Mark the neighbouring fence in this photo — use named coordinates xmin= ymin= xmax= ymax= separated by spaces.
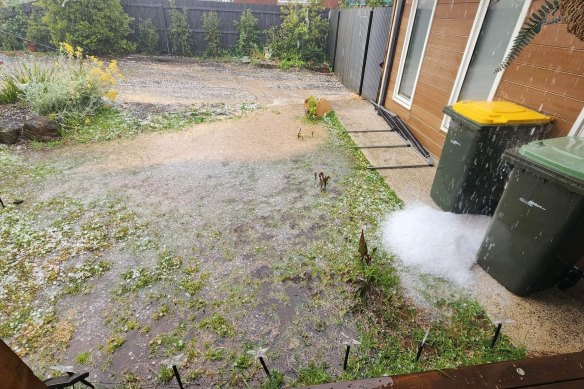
xmin=121 ymin=0 xmax=284 ymax=54
xmin=327 ymin=6 xmax=392 ymax=101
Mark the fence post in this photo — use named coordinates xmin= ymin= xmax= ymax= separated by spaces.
xmin=160 ymin=3 xmax=171 ymax=54
xmin=358 ymin=9 xmax=374 ymax=96
xmin=332 ymin=11 xmax=341 ymax=73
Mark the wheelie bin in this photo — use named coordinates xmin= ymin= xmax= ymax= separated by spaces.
xmin=477 ymin=137 xmax=584 ymax=296
xmin=431 ymin=101 xmax=551 ymax=215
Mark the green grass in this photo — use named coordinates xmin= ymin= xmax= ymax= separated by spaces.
xmin=198 ymin=314 xmax=235 ymax=338
xmin=75 ymin=351 xmax=91 ymax=365
xmin=286 ymin=113 xmax=525 ymax=386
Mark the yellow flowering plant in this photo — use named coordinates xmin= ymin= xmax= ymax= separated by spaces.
xmin=0 ymin=42 xmax=123 ymax=125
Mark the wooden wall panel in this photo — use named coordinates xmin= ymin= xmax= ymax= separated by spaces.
xmin=383 ymin=0 xmax=584 ymax=158
xmin=495 ymin=0 xmax=584 ymax=138
xmin=384 ymin=0 xmax=479 ymax=158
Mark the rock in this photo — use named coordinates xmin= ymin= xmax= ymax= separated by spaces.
xmin=0 ymin=104 xmax=29 ymax=144
xmin=241 ymin=56 xmax=251 ymax=64
xmin=0 ymin=122 xmax=21 ymax=144
xmin=23 ymin=115 xmax=60 ymax=142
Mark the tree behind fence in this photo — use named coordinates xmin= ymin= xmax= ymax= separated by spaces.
xmin=122 ymin=0 xmax=285 ymax=54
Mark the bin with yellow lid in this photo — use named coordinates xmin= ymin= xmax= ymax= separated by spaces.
xmin=430 ymin=100 xmax=552 ymax=215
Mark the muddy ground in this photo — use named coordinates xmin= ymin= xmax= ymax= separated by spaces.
xmin=2 ymin=57 xmax=366 ymax=387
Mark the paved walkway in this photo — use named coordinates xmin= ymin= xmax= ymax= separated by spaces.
xmin=334 ymin=96 xmax=584 ymax=356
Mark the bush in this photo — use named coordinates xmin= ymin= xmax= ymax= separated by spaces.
xmin=0 ymin=43 xmax=122 ymax=124
xmin=0 ymin=2 xmax=28 ymax=51
xmin=270 ymin=1 xmax=328 ymax=67
xmin=25 ymin=8 xmax=52 ymax=50
xmin=168 ymin=0 xmax=193 ymax=56
xmin=137 ymin=19 xmax=160 ymax=55
xmin=234 ymin=10 xmax=259 ymax=57
xmin=202 ymin=11 xmax=222 ymax=57
xmin=38 ymin=0 xmax=135 ymax=55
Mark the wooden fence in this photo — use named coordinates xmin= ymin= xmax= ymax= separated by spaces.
xmin=121 ymin=0 xmax=285 ymax=54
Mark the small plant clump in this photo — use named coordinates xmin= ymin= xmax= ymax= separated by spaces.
xmin=136 ymin=18 xmax=160 ymax=55
xmin=202 ymin=11 xmax=223 ymax=57
xmin=168 ymin=0 xmax=193 ymax=56
xmin=235 ymin=9 xmax=260 ymax=57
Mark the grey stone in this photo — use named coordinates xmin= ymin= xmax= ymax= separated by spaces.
xmin=0 ymin=123 xmax=21 ymax=145
xmin=23 ymin=115 xmax=60 ymax=142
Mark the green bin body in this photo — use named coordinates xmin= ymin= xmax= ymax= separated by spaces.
xmin=431 ymin=106 xmax=550 ymax=215
xmin=477 ymin=137 xmax=584 ymax=296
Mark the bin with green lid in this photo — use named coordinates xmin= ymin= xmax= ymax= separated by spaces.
xmin=477 ymin=137 xmax=584 ymax=296
xmin=431 ymin=101 xmax=552 ymax=215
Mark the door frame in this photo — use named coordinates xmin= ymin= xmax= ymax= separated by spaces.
xmin=440 ymin=0 xmax=532 ymax=132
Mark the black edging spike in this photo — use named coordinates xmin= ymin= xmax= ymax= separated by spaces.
xmin=415 ymin=329 xmax=430 ymax=362
xmin=343 ymin=345 xmax=351 ymax=370
xmin=0 ymin=197 xmax=4 ymax=208
xmin=491 ymin=323 xmax=503 ymax=348
xmin=172 ymin=365 xmax=184 ymax=389
xmin=259 ymin=356 xmax=271 ymax=378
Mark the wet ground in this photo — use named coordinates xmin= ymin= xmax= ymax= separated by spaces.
xmin=2 ymin=55 xmax=582 ymax=389
xmin=1 ymin=57 xmax=363 ymax=387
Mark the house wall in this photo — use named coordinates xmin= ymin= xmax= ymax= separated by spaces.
xmin=383 ymin=0 xmax=481 ymax=158
xmin=495 ymin=0 xmax=584 ymax=138
xmin=383 ymin=0 xmax=584 ymax=158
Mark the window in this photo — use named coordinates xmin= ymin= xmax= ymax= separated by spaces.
xmin=392 ymin=0 xmax=437 ymax=109
xmin=442 ymin=0 xmax=531 ymax=131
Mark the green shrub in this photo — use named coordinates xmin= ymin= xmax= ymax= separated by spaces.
xmin=38 ymin=0 xmax=135 ymax=55
xmin=0 ymin=2 xmax=28 ymax=51
xmin=235 ymin=9 xmax=259 ymax=57
xmin=168 ymin=0 xmax=193 ymax=56
xmin=25 ymin=8 xmax=52 ymax=50
xmin=202 ymin=11 xmax=222 ymax=57
xmin=137 ymin=19 xmax=160 ymax=55
xmin=270 ymin=1 xmax=328 ymax=68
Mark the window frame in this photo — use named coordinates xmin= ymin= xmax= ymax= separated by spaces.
xmin=392 ymin=0 xmax=438 ymax=110
xmin=569 ymin=107 xmax=584 ymax=137
xmin=440 ymin=0 xmax=532 ymax=132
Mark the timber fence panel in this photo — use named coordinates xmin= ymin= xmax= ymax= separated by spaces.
xmin=361 ymin=6 xmax=392 ymax=101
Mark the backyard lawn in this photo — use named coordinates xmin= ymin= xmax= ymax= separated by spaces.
xmin=0 ymin=56 xmax=524 ymax=388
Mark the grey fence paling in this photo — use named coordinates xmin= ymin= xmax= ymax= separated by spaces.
xmin=327 ymin=6 xmax=393 ymax=101
xmin=121 ymin=0 xmax=284 ymax=54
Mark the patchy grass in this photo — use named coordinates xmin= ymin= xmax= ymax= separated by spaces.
xmin=286 ymin=113 xmax=525 ymax=386
xmin=30 ymin=103 xmax=260 ymax=148
xmin=75 ymin=351 xmax=92 ymax=365
xmin=199 ymin=314 xmax=235 ymax=338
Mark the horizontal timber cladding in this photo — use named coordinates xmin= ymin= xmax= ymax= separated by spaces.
xmin=361 ymin=6 xmax=393 ymax=101
xmin=383 ymin=0 xmax=480 ymax=158
xmin=495 ymin=1 xmax=584 ymax=138
xmin=122 ymin=0 xmax=285 ymax=54
xmin=383 ymin=0 xmax=583 ymax=158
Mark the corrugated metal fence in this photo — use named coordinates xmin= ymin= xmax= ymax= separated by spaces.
xmin=327 ymin=6 xmax=393 ymax=101
xmin=121 ymin=0 xmax=284 ymax=54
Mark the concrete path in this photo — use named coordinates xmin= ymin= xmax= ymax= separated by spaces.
xmin=334 ymin=96 xmax=584 ymax=356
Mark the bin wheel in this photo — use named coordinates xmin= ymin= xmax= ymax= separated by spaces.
xmin=557 ymin=268 xmax=583 ymax=291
